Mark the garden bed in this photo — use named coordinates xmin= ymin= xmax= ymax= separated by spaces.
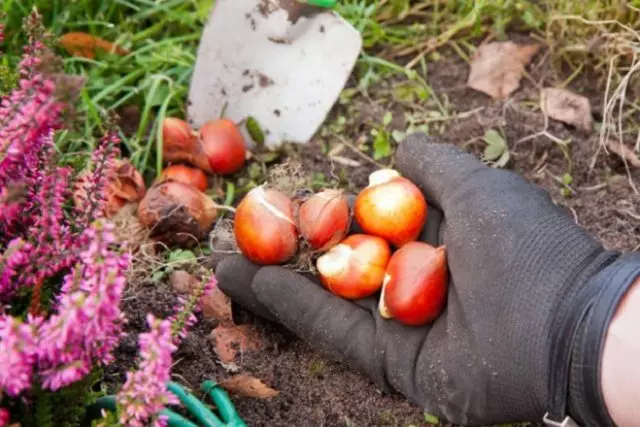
xmin=3 ymin=2 xmax=640 ymax=426
xmin=105 ymin=46 xmax=640 ymax=427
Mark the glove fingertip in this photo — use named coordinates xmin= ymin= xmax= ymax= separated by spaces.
xmin=396 ymin=133 xmax=484 ymax=210
xmin=215 ymin=254 xmax=260 ymax=295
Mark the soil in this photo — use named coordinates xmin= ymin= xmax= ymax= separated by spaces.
xmin=107 ymin=37 xmax=640 ymax=427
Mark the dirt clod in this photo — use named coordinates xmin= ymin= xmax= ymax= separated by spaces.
xmin=201 ymin=283 xmax=233 ymax=324
xmin=170 ymin=270 xmax=199 ymax=294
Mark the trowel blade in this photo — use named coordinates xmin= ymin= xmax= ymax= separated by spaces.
xmin=187 ymin=0 xmax=362 ymax=148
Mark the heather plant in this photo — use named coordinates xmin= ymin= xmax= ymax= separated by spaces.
xmin=0 ymin=11 xmax=212 ymax=427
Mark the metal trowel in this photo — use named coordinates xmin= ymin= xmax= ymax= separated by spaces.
xmin=187 ymin=0 xmax=362 ymax=148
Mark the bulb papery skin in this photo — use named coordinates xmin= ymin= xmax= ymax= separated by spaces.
xmin=137 ymin=181 xmax=218 ymax=246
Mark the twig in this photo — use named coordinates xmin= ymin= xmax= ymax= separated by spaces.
xmin=331 ymin=132 xmax=386 ymax=169
xmin=616 ymin=208 xmax=640 ymax=221
xmin=513 ymin=111 xmax=568 ymax=149
xmin=414 ymin=106 xmax=485 ymax=124
xmin=545 ymin=169 xmax=576 ymax=195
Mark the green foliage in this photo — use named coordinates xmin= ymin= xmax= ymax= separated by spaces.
xmin=15 ymin=369 xmax=105 ymax=427
xmin=0 ymin=60 xmax=19 ymax=94
xmin=2 ymin=0 xmax=209 ymax=176
xmin=423 ymin=412 xmax=440 ymax=425
xmin=32 ymin=389 xmax=53 ymax=427
xmin=245 ymin=116 xmax=265 ymax=147
xmin=370 ymin=111 xmax=393 ymax=160
xmin=151 ymin=248 xmax=197 ymax=282
xmin=482 ymin=129 xmax=510 ymax=168
xmin=92 ymin=410 xmax=119 ymax=427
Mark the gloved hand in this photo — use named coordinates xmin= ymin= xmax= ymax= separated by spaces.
xmin=216 ymin=134 xmax=640 ymax=426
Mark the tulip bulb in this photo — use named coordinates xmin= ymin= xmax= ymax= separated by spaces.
xmin=354 ymin=169 xmax=427 ymax=247
xmin=159 ymin=164 xmax=209 ymax=192
xmin=316 ymin=234 xmax=391 ymax=299
xmin=234 ymin=186 xmax=299 ymax=265
xmin=162 ymin=118 xmax=200 ymax=167
xmin=379 ymin=242 xmax=448 ymax=326
xmin=137 ymin=181 xmax=218 ymax=246
xmin=297 ymin=189 xmax=350 ymax=252
xmin=199 ymin=119 xmax=247 ymax=175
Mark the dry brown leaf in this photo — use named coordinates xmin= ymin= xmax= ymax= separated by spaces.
xmin=201 ymin=283 xmax=233 ymax=324
xmin=170 ymin=270 xmax=200 ymax=294
xmin=210 ymin=324 xmax=263 ymax=363
xmin=541 ymin=88 xmax=593 ymax=132
xmin=60 ymin=32 xmax=129 ymax=59
xmin=467 ymin=41 xmax=540 ymax=100
xmin=218 ymin=374 xmax=279 ymax=399
xmin=73 ymin=158 xmax=146 ymax=218
xmin=111 ymin=159 xmax=146 ymax=202
xmin=604 ymin=139 xmax=640 ymax=168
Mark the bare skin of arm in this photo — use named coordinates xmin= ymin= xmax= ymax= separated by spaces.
xmin=601 ymin=277 xmax=640 ymax=426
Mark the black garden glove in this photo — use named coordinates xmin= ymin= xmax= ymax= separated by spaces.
xmin=216 ymin=134 xmax=640 ymax=426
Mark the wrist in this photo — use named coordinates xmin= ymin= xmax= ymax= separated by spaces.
xmin=562 ymin=253 xmax=640 ymax=427
xmin=601 ymin=276 xmax=640 ymax=426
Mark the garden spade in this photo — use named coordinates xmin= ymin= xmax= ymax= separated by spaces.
xmin=187 ymin=0 xmax=362 ymax=148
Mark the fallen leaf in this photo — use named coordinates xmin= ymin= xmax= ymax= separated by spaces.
xmin=60 ymin=32 xmax=129 ymax=59
xmin=541 ymin=88 xmax=593 ymax=132
xmin=210 ymin=324 xmax=263 ymax=363
xmin=467 ymin=41 xmax=540 ymax=100
xmin=110 ymin=159 xmax=146 ymax=202
xmin=73 ymin=158 xmax=145 ymax=218
xmin=604 ymin=139 xmax=640 ymax=168
xmin=170 ymin=270 xmax=200 ymax=294
xmin=218 ymin=374 xmax=279 ymax=399
xmin=201 ymin=283 xmax=233 ymax=324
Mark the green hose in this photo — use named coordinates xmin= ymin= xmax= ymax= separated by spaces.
xmin=82 ymin=380 xmax=247 ymax=427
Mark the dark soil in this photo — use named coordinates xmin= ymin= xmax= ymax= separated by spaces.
xmin=107 ymin=39 xmax=640 ymax=427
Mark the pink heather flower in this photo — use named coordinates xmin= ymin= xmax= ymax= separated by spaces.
xmin=0 ymin=238 xmax=33 ymax=300
xmin=36 ymin=221 xmax=130 ymax=391
xmin=19 ymin=24 xmax=45 ymax=78
xmin=203 ymin=275 xmax=217 ymax=296
xmin=168 ymin=295 xmax=198 ymax=344
xmin=0 ymin=76 xmax=61 ymax=168
xmin=116 ymin=314 xmax=179 ymax=427
xmin=75 ymin=131 xmax=121 ymax=227
xmin=0 ymin=408 xmax=9 ymax=427
xmin=0 ymin=316 xmax=38 ymax=396
xmin=15 ymin=165 xmax=78 ymax=291
xmin=0 ymin=77 xmax=63 ymax=241
xmin=168 ymin=275 xmax=216 ymax=345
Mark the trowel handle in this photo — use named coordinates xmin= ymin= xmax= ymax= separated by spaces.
xmin=304 ymin=0 xmax=337 ymax=7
